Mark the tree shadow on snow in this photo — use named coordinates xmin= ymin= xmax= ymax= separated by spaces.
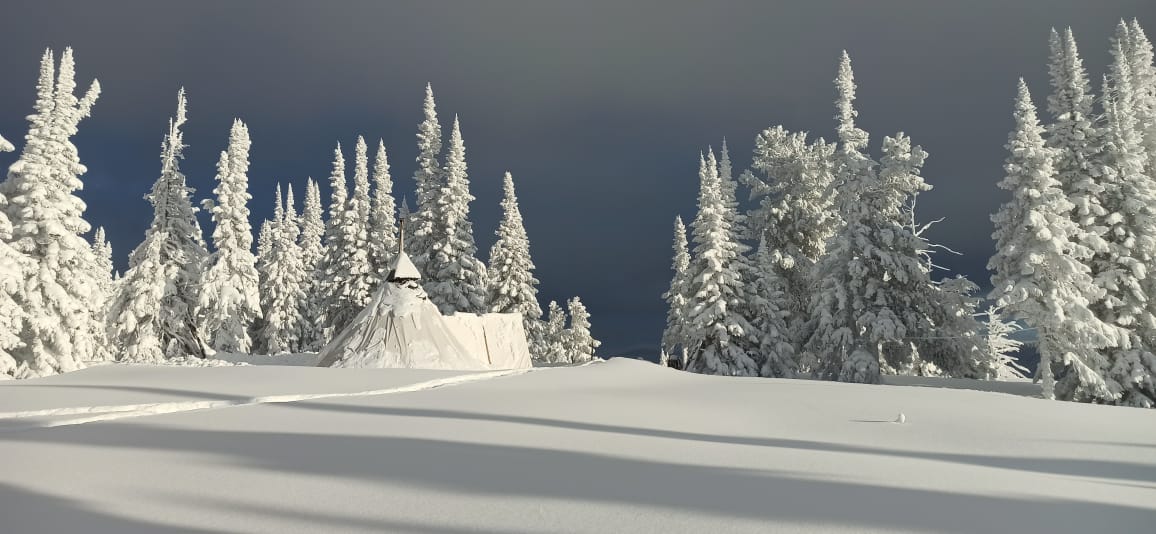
xmin=2 ymin=422 xmax=1153 ymax=534
xmin=286 ymin=402 xmax=1156 ymax=486
xmin=0 ymin=481 xmax=225 ymax=534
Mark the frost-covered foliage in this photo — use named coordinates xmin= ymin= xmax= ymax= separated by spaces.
xmin=256 ymin=184 xmax=308 ymax=355
xmin=347 ymin=136 xmax=374 ymax=298
xmin=297 ymin=177 xmax=325 ymax=350
xmin=1 ymin=48 xmax=102 ymax=376
xmin=1046 ymin=28 xmax=1109 ymax=259
xmin=197 ymin=119 xmax=261 ymax=354
xmin=660 ymin=216 xmax=691 ymax=367
xmin=564 ymin=296 xmax=599 ymax=363
xmin=979 ymin=305 xmax=1029 ymax=380
xmin=369 ymin=140 xmax=398 ymax=287
xmin=741 ymin=126 xmax=837 ymax=352
xmin=107 ymin=89 xmax=208 ymax=362
xmin=1093 ymin=27 xmax=1156 ymax=407
xmin=256 ymin=218 xmax=274 ymax=262
xmin=684 ymin=151 xmax=762 ymax=376
xmin=407 ymin=83 xmax=442 ymax=275
xmin=0 ymin=131 xmax=30 ymax=378
xmin=317 ymin=142 xmax=372 ymax=338
xmin=87 ymin=226 xmax=115 ymax=361
xmin=1123 ymin=20 xmax=1156 ymax=179
xmin=424 ymin=117 xmax=488 ymax=315
xmin=541 ymin=300 xmax=568 ymax=364
xmin=988 ymin=79 xmax=1125 ymax=402
xmin=806 ymin=53 xmax=930 ymax=384
xmin=751 ymin=237 xmax=795 ymax=378
xmin=487 ymin=172 xmax=543 ymax=355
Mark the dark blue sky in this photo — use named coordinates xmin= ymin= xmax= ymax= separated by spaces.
xmin=1 ymin=1 xmax=1153 ymax=357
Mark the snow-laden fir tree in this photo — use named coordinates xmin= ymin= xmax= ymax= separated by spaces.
xmin=297 ymin=177 xmax=326 ymax=350
xmin=487 ymin=172 xmax=544 ymax=355
xmin=988 ymin=79 xmax=1126 ymax=402
xmin=660 ymin=216 xmax=691 ymax=369
xmin=564 ymin=296 xmax=599 ymax=363
xmin=256 ymin=217 xmax=275 ymax=262
xmin=1046 ymin=28 xmax=1110 ymax=269
xmin=347 ymin=135 xmax=374 ymax=298
xmin=876 ymin=133 xmax=983 ymax=378
xmin=316 ymin=142 xmax=373 ymax=337
xmin=805 ymin=53 xmax=930 ymax=383
xmin=979 ymin=304 xmax=1028 ymax=380
xmin=425 ymin=117 xmax=488 ymax=314
xmin=106 ymin=89 xmax=208 ymax=361
xmin=1 ymin=48 xmax=102 ymax=376
xmin=256 ymin=184 xmax=308 ymax=354
xmin=1123 ymin=19 xmax=1156 ymax=178
xmin=252 ymin=185 xmax=284 ymax=353
xmin=197 ymin=119 xmax=261 ymax=354
xmin=740 ymin=126 xmax=837 ymax=357
xmin=751 ymin=236 xmax=795 ymax=378
xmin=541 ymin=300 xmax=568 ymax=364
xmin=684 ymin=151 xmax=763 ymax=376
xmin=87 ymin=226 xmax=115 ymax=361
xmin=369 ymin=140 xmax=398 ymax=287
xmin=407 ymin=83 xmax=443 ymax=275
xmin=0 ymin=132 xmax=30 ymax=377
xmin=1095 ymin=34 xmax=1156 ymax=407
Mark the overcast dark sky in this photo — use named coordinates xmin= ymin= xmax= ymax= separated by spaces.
xmin=1 ymin=1 xmax=1153 ymax=357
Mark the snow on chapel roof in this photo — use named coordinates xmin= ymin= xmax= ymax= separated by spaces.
xmin=389 ymin=250 xmax=421 ymax=281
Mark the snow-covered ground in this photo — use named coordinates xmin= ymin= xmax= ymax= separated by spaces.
xmin=0 ymin=358 xmax=1153 ymax=533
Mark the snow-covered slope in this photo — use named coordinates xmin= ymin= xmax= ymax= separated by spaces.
xmin=0 ymin=358 xmax=1153 ymax=533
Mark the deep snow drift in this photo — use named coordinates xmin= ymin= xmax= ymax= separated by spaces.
xmin=0 ymin=359 xmax=1153 ymax=533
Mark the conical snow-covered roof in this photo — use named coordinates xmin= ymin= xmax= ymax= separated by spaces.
xmin=388 ymin=250 xmax=421 ymax=281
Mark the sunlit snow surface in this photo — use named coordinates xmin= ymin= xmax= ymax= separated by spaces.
xmin=0 ymin=358 xmax=1153 ymax=533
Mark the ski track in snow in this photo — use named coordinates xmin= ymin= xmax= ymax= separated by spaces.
xmin=0 ymin=368 xmax=534 ymax=432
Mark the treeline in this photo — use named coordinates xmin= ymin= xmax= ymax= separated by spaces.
xmin=664 ymin=20 xmax=1156 ymax=408
xmin=0 ymin=53 xmax=599 ymax=379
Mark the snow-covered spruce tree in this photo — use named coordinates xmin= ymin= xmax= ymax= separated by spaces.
xmin=660 ymin=216 xmax=692 ymax=369
xmin=407 ymin=83 xmax=443 ymax=275
xmin=1124 ymin=19 xmax=1156 ymax=178
xmin=347 ymin=136 xmax=374 ymax=298
xmin=256 ymin=184 xmax=308 ymax=354
xmin=1 ymin=48 xmax=102 ymax=376
xmin=369 ymin=139 xmax=398 ymax=287
xmin=103 ymin=232 xmax=169 ymax=363
xmin=256 ymin=217 xmax=275 ymax=262
xmin=684 ymin=151 xmax=763 ymax=376
xmin=1095 ymin=35 xmax=1156 ymax=407
xmin=741 ymin=126 xmax=837 ymax=358
xmin=1046 ymin=28 xmax=1110 ymax=269
xmin=252 ymin=185 xmax=284 ymax=354
xmin=316 ymin=141 xmax=373 ymax=337
xmin=297 ymin=177 xmax=326 ymax=350
xmin=425 ymin=117 xmax=488 ymax=314
xmin=542 ymin=300 xmax=568 ymax=364
xmin=106 ymin=89 xmax=208 ymax=361
xmin=0 ymin=132 xmax=30 ymax=377
xmin=979 ymin=304 xmax=1028 ymax=380
xmin=87 ymin=226 xmax=115 ymax=361
xmin=876 ymin=133 xmax=983 ymax=378
xmin=197 ymin=119 xmax=261 ymax=354
xmin=805 ymin=53 xmax=928 ymax=383
xmin=564 ymin=296 xmax=599 ymax=363
xmin=487 ymin=172 xmax=544 ymax=355
xmin=988 ymin=79 xmax=1125 ymax=402
xmin=752 ymin=236 xmax=796 ymax=378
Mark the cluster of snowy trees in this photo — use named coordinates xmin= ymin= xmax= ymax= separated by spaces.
xmin=990 ymin=21 xmax=1156 ymax=407
xmin=663 ymin=19 xmax=1156 ymax=408
xmin=0 ymin=51 xmax=598 ymax=379
xmin=663 ymin=50 xmax=1010 ymax=384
